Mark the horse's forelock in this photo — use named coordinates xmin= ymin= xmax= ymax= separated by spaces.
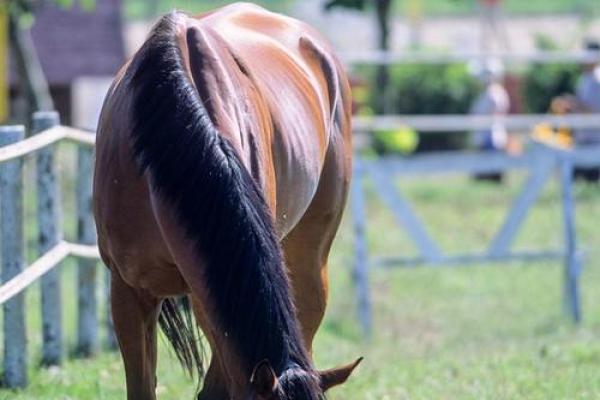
xmin=278 ymin=367 xmax=323 ymax=400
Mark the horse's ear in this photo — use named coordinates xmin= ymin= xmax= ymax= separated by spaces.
xmin=319 ymin=357 xmax=363 ymax=391
xmin=250 ymin=359 xmax=278 ymax=397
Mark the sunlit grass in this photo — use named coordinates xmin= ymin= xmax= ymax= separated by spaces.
xmin=2 ymin=168 xmax=599 ymax=399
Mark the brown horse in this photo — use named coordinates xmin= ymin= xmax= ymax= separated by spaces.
xmin=93 ymin=3 xmax=357 ymax=399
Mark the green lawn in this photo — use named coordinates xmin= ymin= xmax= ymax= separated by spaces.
xmin=407 ymin=0 xmax=600 ymax=17
xmin=1 ymin=165 xmax=600 ymax=399
xmin=122 ymin=0 xmax=600 ymax=20
xmin=124 ymin=0 xmax=295 ymax=20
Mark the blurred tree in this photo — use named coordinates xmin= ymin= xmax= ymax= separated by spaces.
xmin=522 ymin=34 xmax=579 ymax=113
xmin=7 ymin=0 xmax=94 ymax=125
xmin=324 ymin=0 xmax=393 ymax=113
xmin=8 ymin=0 xmax=54 ymax=120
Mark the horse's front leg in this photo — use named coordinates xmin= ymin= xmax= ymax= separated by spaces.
xmin=111 ymin=271 xmax=161 ymax=400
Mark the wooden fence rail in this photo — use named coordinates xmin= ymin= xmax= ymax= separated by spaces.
xmin=342 ymin=49 xmax=600 ymax=65
xmin=0 ymin=111 xmax=104 ymax=389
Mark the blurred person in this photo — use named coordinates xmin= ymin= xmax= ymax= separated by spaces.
xmin=469 ymin=58 xmax=510 ymax=182
xmin=572 ymin=39 xmax=600 ymax=182
xmin=553 ymin=39 xmax=600 ymax=182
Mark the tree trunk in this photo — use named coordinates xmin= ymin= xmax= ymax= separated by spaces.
xmin=374 ymin=0 xmax=391 ymax=114
xmin=8 ymin=5 xmax=53 ymax=128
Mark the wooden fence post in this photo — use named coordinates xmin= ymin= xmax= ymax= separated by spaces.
xmin=351 ymin=157 xmax=373 ymax=338
xmin=0 ymin=125 xmax=27 ymax=387
xmin=105 ymin=268 xmax=118 ymax=350
xmin=559 ymin=150 xmax=582 ymax=323
xmin=76 ymin=143 xmax=98 ymax=356
xmin=33 ymin=111 xmax=63 ymax=366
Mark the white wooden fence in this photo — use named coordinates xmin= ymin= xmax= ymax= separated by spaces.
xmin=0 ymin=111 xmax=108 ymax=389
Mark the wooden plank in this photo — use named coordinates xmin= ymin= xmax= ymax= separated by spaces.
xmin=365 ymin=151 xmax=532 ymax=176
xmin=343 ymin=49 xmax=600 ymax=65
xmin=34 ymin=112 xmax=63 ymax=366
xmin=62 ymin=126 xmax=95 ymax=147
xmin=0 ymin=125 xmax=94 ymax=164
xmin=0 ymin=125 xmax=27 ymax=388
xmin=488 ymin=147 xmax=555 ymax=257
xmin=572 ymin=145 xmax=600 ymax=168
xmin=76 ymin=146 xmax=98 ymax=356
xmin=0 ymin=243 xmax=69 ymax=305
xmin=375 ymin=250 xmax=563 ymax=269
xmin=559 ymin=153 xmax=582 ymax=323
xmin=353 ymin=113 xmax=600 ymax=133
xmin=68 ymin=242 xmax=100 ymax=259
xmin=0 ymin=125 xmax=64 ymax=163
xmin=369 ymin=163 xmax=444 ymax=262
xmin=0 ymin=242 xmax=99 ymax=305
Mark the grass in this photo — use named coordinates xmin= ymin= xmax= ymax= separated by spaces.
xmin=1 ymin=161 xmax=600 ymax=399
xmin=123 ymin=0 xmax=295 ymax=20
xmin=404 ymin=0 xmax=600 ymax=17
xmin=122 ymin=0 xmax=600 ymax=20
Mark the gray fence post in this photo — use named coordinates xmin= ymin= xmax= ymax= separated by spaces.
xmin=351 ymin=157 xmax=373 ymax=338
xmin=105 ymin=268 xmax=118 ymax=350
xmin=76 ymin=144 xmax=98 ymax=356
xmin=0 ymin=125 xmax=27 ymax=388
xmin=34 ymin=111 xmax=63 ymax=366
xmin=559 ymin=150 xmax=582 ymax=323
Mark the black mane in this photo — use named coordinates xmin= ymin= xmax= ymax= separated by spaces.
xmin=127 ymin=11 xmax=316 ymax=388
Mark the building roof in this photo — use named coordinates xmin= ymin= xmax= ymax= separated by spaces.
xmin=10 ymin=0 xmax=126 ymax=86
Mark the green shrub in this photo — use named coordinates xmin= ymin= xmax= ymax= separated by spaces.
xmin=372 ymin=127 xmax=420 ymax=155
xmin=390 ymin=63 xmax=478 ymax=115
xmin=364 ymin=63 xmax=479 ymax=152
xmin=521 ymin=64 xmax=579 ymax=113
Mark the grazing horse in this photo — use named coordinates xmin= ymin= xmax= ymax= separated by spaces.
xmin=93 ymin=3 xmax=358 ymax=399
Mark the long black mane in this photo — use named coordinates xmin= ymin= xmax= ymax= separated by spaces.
xmin=127 ymin=12 xmax=317 ymax=391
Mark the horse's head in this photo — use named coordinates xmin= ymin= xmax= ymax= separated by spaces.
xmin=247 ymin=357 xmax=363 ymax=399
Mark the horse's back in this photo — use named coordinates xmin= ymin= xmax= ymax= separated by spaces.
xmin=189 ymin=3 xmax=352 ymax=234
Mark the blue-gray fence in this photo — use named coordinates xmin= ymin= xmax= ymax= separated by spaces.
xmin=351 ymin=138 xmax=600 ymax=337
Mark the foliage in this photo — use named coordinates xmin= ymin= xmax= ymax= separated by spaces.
xmin=124 ymin=0 xmax=294 ymax=19
xmin=389 ymin=63 xmax=478 ymax=115
xmin=54 ymin=0 xmax=95 ymax=11
xmin=8 ymin=0 xmax=95 ymax=14
xmin=521 ymin=35 xmax=580 ymax=113
xmin=521 ymin=64 xmax=579 ymax=113
xmin=414 ymin=0 xmax=600 ymax=16
xmin=360 ymin=63 xmax=479 ymax=152
xmin=372 ymin=127 xmax=420 ymax=155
